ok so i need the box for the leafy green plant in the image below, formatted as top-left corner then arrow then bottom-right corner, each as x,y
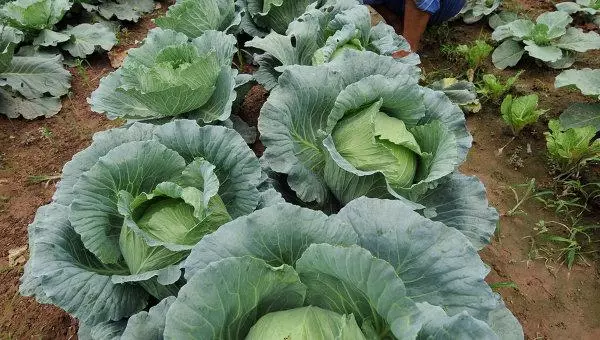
500,94 -> 546,135
491,11 -> 600,69
154,0 -> 240,38
0,0 -> 117,58
456,39 -> 493,71
556,0 -> 600,26
90,28 -> 244,122
92,198 -> 522,339
477,70 -> 523,101
488,10 -> 520,30
460,0 -> 503,23
259,50 -> 498,249
20,120 -> 274,334
545,119 -> 600,173
246,0 -> 419,90
0,24 -> 71,119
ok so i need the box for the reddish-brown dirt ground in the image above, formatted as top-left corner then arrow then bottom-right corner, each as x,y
1,0 -> 599,339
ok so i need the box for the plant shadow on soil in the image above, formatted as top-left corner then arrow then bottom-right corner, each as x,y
1,0 -> 599,339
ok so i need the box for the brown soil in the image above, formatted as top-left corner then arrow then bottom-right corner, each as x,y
0,3 -> 169,339
1,0 -> 599,339
237,84 -> 268,157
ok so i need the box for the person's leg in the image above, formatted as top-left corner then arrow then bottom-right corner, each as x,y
402,0 -> 431,51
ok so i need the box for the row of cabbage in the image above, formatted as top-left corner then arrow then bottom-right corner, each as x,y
20,0 -> 524,339
0,0 -> 159,119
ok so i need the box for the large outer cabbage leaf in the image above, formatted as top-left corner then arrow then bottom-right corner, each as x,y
20,120 -> 267,330
60,23 -> 117,58
556,0 -> 600,25
259,49 -> 497,249
247,0 -> 419,90
555,68 -> 600,100
166,198 -> 522,339
239,0 -> 314,37
459,0 -> 502,24
79,0 -> 155,22
154,0 -> 241,37
89,28 -> 239,122
0,24 -> 21,71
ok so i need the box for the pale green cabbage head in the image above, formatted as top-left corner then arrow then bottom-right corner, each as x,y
246,306 -> 366,340
89,28 -> 241,123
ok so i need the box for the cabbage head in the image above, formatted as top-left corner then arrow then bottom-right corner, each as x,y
154,0 -> 241,38
20,120 -> 267,332
247,0 -> 419,90
154,198 -> 523,339
89,28 -> 240,123
259,49 -> 497,249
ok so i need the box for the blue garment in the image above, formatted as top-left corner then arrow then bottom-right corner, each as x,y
362,0 -> 465,24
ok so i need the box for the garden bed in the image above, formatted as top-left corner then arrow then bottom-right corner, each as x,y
1,0 -> 599,338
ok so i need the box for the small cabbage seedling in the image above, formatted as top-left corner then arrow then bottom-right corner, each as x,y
545,119 -> 600,173
491,11 -> 600,69
556,0 -> 600,26
478,71 -> 523,101
501,94 -> 546,135
455,39 -> 494,72
460,0 -> 502,24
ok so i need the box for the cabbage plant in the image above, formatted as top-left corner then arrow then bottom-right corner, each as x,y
89,28 -> 241,123
459,0 -> 502,23
556,0 -> 600,26
154,0 -> 241,38
500,94 -> 546,135
491,11 -> 600,69
0,24 -> 71,118
20,120 -> 267,333
0,0 -> 116,58
545,119 -> 600,172
477,71 -> 522,102
247,0 -> 419,90
259,50 -> 498,249
156,198 -> 523,339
